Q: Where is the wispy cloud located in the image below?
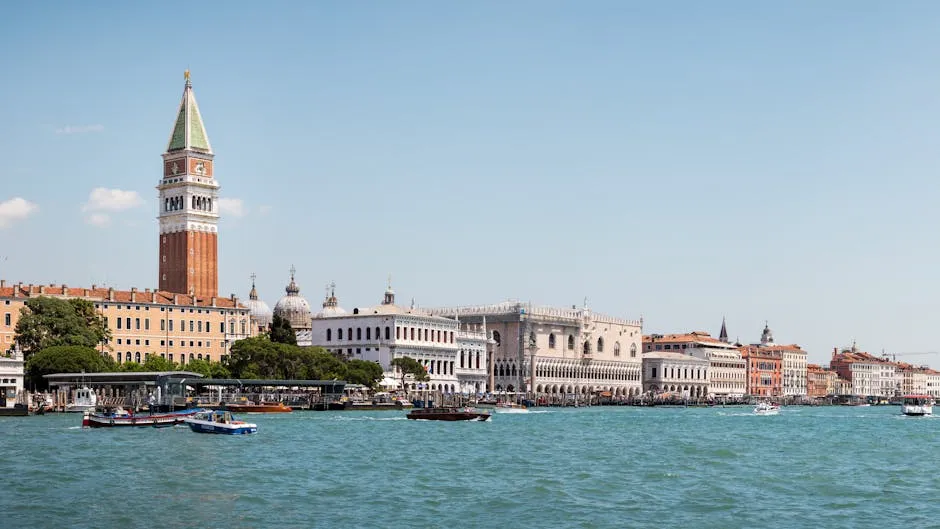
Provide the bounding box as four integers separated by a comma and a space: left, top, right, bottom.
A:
0, 197, 38, 229
82, 187, 144, 227
219, 198, 245, 218
55, 124, 105, 135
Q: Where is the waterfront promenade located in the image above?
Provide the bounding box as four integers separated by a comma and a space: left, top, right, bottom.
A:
2, 405, 938, 528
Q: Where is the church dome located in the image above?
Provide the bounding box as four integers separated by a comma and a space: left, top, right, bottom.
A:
314, 281, 347, 318
273, 267, 312, 330
245, 275, 273, 330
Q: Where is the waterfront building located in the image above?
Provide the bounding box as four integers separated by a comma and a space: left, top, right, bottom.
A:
0, 282, 252, 364
273, 267, 313, 346
427, 301, 643, 398
0, 345, 24, 406
158, 71, 220, 299
806, 364, 837, 398
925, 370, 940, 399
899, 364, 929, 396
308, 281, 470, 392
643, 330, 746, 397
740, 345, 781, 397
830, 344, 901, 398
641, 351, 710, 397
245, 274, 273, 334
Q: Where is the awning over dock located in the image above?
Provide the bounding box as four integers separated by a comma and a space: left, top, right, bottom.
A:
190, 379, 346, 393
44, 371, 204, 387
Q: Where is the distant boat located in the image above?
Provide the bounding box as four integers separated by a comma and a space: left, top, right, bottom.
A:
224, 402, 292, 413
901, 395, 933, 416
65, 386, 97, 413
82, 407, 201, 428
407, 407, 491, 421
494, 402, 529, 414
753, 402, 780, 416
184, 410, 257, 435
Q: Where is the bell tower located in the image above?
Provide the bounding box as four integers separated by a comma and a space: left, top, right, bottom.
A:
157, 70, 219, 299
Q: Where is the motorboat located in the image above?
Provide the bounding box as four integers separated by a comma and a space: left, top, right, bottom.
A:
494, 402, 529, 414
82, 407, 202, 428
407, 407, 491, 421
65, 386, 98, 413
753, 402, 780, 416
224, 401, 292, 413
901, 395, 933, 416
184, 410, 257, 435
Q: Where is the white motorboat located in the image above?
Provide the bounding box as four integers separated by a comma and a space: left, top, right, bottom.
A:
901, 395, 933, 416
494, 402, 529, 414
753, 402, 780, 416
65, 386, 98, 413
184, 410, 258, 434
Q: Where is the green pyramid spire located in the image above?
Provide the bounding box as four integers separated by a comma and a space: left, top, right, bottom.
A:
166, 71, 212, 154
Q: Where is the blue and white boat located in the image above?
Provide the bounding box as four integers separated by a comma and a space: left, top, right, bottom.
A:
183, 410, 257, 435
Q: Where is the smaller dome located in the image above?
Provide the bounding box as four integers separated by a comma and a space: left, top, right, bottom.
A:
315, 281, 348, 319
273, 266, 312, 330
246, 275, 273, 329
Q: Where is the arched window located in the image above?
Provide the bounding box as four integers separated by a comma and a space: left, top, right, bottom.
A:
189, 353, 195, 362
327, 329, 332, 341
549, 333, 556, 349
460, 352, 465, 368
630, 343, 637, 358
366, 327, 371, 340
583, 341, 591, 355
385, 327, 390, 340
135, 352, 141, 363
614, 342, 621, 356
375, 327, 381, 341
597, 337, 604, 352
198, 354, 203, 360
492, 331, 501, 346
568, 335, 575, 350
356, 328, 362, 340
126, 352, 131, 363
476, 351, 480, 369
338, 328, 343, 340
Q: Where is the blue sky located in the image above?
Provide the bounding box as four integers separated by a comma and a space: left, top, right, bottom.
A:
2, 1, 940, 365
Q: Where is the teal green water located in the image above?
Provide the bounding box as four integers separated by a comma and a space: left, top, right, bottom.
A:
1, 406, 938, 528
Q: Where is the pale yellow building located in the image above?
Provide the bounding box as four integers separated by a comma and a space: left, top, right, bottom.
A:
0, 281, 253, 364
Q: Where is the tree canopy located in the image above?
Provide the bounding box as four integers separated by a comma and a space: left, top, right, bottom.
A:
15, 297, 111, 359
269, 314, 297, 345
390, 356, 429, 389
26, 345, 116, 389
225, 336, 383, 387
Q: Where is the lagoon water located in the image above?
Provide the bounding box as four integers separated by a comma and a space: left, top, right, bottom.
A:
1, 405, 939, 528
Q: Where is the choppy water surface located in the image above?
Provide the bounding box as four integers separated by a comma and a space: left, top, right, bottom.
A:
1, 406, 939, 528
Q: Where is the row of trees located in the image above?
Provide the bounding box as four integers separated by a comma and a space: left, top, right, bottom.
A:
16, 297, 433, 391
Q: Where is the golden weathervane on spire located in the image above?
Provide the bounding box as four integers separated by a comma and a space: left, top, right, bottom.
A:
184, 69, 191, 80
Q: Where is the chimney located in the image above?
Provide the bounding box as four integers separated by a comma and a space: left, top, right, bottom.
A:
92, 284, 97, 291
39, 285, 45, 294
131, 287, 138, 302
144, 288, 150, 293
83, 289, 88, 297
152, 291, 157, 303
0, 279, 5, 288
173, 294, 178, 305
13, 283, 20, 298
211, 297, 217, 307
108, 288, 115, 301
61, 284, 67, 293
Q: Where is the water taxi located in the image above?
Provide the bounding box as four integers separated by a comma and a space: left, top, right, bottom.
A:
224, 401, 292, 413
901, 395, 933, 416
184, 410, 257, 434
65, 386, 98, 413
753, 402, 780, 416
406, 407, 491, 421
494, 402, 529, 414
82, 407, 201, 428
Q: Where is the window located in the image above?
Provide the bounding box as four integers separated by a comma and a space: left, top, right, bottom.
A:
548, 333, 556, 349
652, 367, 657, 378
189, 320, 194, 332
338, 328, 343, 340
135, 339, 140, 345
3, 313, 9, 327
385, 327, 390, 340
567, 335, 574, 350
126, 318, 131, 330
327, 329, 332, 341
169, 340, 174, 346
205, 321, 210, 333
117, 339, 123, 345
220, 322, 224, 333
161, 320, 166, 331
198, 321, 203, 332
117, 318, 122, 330
356, 328, 362, 340
376, 327, 380, 340
366, 327, 371, 340
135, 352, 141, 363
630, 343, 637, 358
614, 342, 621, 356
597, 337, 604, 353
135, 318, 140, 330
493, 331, 501, 346
395, 327, 400, 339
241, 321, 246, 334
169, 320, 174, 332
126, 352, 131, 362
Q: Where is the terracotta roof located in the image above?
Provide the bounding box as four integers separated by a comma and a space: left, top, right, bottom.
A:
0, 283, 245, 310
642, 332, 727, 346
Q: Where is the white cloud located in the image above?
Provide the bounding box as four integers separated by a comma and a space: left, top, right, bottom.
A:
219, 198, 246, 217
55, 124, 105, 135
83, 188, 144, 212
0, 197, 38, 229
86, 213, 111, 227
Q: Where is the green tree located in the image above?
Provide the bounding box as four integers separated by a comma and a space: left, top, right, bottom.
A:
15, 297, 111, 359
226, 336, 282, 378
185, 358, 231, 379
390, 356, 429, 389
26, 345, 116, 389
121, 362, 146, 372
346, 359, 384, 388
269, 314, 297, 345
141, 355, 178, 372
